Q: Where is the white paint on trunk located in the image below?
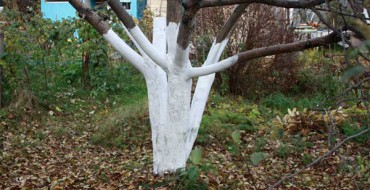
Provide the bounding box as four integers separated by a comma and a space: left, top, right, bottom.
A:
104, 18, 231, 175
120, 22, 148, 60
147, 19, 197, 175
154, 72, 192, 174
186, 54, 238, 78
145, 70, 168, 174
153, 17, 167, 52
166, 22, 179, 59
103, 29, 147, 74
147, 17, 171, 175
130, 26, 167, 69
185, 39, 229, 155
173, 46, 190, 71
147, 30, 230, 174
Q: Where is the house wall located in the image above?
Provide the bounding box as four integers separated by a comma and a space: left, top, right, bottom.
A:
147, 0, 166, 17
41, 0, 84, 21
42, 0, 145, 21
129, 0, 138, 18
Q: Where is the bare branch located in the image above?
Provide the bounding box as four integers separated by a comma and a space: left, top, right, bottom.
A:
187, 33, 340, 78
216, 4, 250, 43
268, 127, 370, 189
311, 7, 340, 34
333, 77, 370, 100
237, 32, 340, 62
108, 0, 167, 70
199, 0, 328, 9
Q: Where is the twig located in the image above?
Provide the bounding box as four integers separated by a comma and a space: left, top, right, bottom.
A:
268, 127, 370, 190
334, 77, 370, 100
359, 52, 370, 62
311, 7, 339, 34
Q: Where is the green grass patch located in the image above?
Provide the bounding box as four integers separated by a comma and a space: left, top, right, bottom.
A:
90, 98, 149, 148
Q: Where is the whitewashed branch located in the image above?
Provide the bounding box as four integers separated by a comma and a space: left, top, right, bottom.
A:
108, 0, 167, 70
103, 30, 147, 74
186, 55, 238, 78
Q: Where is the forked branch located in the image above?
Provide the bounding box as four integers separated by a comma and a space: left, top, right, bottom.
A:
190, 4, 249, 135
108, 0, 167, 70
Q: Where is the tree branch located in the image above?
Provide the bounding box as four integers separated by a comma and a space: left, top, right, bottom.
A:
108, 0, 167, 70
199, 0, 328, 9
311, 7, 340, 34
216, 4, 250, 43
238, 32, 340, 62
69, 0, 109, 34
186, 33, 340, 78
167, 0, 183, 24
268, 127, 370, 189
171, 0, 202, 71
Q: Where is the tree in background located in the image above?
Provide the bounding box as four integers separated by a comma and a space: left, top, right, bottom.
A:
68, 0, 368, 175
193, 5, 296, 96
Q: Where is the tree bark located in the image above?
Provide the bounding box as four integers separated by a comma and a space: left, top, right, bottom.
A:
82, 50, 90, 90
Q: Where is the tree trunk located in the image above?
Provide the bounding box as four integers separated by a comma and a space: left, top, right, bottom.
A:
146, 68, 199, 175
82, 50, 90, 90
146, 18, 195, 175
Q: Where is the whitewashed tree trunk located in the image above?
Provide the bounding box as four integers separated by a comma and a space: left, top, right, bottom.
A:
69, 0, 341, 176
145, 18, 209, 174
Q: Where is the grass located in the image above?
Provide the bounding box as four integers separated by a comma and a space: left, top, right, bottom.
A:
260, 92, 324, 113
90, 98, 149, 148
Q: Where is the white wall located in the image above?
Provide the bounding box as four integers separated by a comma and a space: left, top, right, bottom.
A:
147, 0, 166, 17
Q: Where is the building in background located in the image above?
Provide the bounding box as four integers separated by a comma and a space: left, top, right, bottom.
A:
41, 0, 146, 21
146, 0, 166, 17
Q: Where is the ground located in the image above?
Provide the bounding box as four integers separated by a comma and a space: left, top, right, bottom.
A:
0, 91, 369, 189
